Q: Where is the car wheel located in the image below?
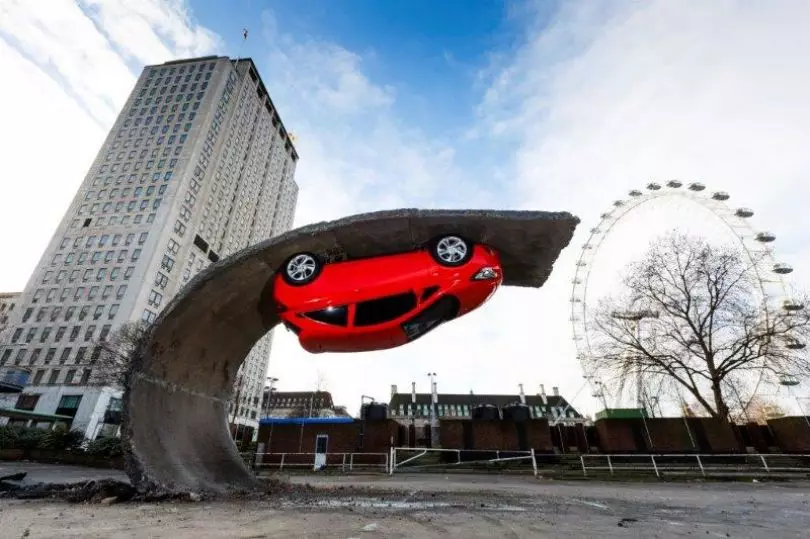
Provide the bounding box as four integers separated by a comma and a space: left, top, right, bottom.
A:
282, 252, 322, 286
429, 235, 472, 267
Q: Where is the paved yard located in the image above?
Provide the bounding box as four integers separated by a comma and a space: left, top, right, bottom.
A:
2, 463, 810, 537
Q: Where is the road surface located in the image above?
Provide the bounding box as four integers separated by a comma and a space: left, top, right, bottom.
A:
1, 463, 809, 537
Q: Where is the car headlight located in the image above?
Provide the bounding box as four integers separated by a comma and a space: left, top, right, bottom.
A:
472, 267, 499, 281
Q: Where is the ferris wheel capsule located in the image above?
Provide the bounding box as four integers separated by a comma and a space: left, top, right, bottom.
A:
783, 299, 804, 311
667, 180, 683, 188
756, 231, 776, 242
712, 191, 730, 201
629, 190, 643, 197
773, 263, 793, 275
779, 374, 800, 386
647, 182, 661, 190
688, 182, 706, 191
735, 208, 754, 218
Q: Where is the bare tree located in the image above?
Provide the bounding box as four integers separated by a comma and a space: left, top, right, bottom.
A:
589, 231, 810, 423
91, 321, 151, 387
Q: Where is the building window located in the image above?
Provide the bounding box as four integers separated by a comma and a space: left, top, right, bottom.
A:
15, 394, 39, 411
147, 290, 163, 308
99, 325, 111, 341
160, 255, 174, 272
55, 394, 82, 417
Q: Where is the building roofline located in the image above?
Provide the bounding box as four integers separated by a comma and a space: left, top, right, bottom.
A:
145, 55, 299, 162
231, 57, 299, 161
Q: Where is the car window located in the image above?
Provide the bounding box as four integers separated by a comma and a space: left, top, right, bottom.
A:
305, 305, 348, 326
402, 296, 457, 341
355, 293, 417, 327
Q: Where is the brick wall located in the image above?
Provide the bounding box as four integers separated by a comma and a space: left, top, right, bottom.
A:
767, 417, 810, 452
439, 419, 553, 451
256, 420, 400, 455
595, 417, 744, 453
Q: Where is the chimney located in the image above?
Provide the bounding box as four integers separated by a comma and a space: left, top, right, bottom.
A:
519, 383, 526, 404
411, 382, 417, 404
552, 386, 559, 397
539, 384, 546, 396
391, 384, 398, 398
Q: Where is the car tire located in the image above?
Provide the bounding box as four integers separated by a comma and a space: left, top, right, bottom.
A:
281, 252, 322, 286
429, 235, 473, 267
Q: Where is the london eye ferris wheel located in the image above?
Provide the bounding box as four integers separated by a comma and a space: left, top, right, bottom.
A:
570, 180, 806, 417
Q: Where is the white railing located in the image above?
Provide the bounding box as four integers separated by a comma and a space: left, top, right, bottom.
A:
243, 452, 389, 472
579, 453, 810, 478
390, 447, 539, 477
239, 449, 810, 478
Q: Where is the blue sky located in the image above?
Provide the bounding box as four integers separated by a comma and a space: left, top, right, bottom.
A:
192, 0, 554, 213
2, 0, 810, 415
199, 0, 524, 134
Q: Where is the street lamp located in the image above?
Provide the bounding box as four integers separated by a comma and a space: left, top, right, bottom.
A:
263, 377, 278, 452
427, 372, 438, 447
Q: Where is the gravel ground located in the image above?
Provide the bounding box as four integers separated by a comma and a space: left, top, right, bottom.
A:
1, 463, 810, 537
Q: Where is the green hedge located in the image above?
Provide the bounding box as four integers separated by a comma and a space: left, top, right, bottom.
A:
0, 425, 122, 457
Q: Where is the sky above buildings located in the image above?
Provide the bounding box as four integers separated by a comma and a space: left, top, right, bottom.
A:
2, 0, 810, 415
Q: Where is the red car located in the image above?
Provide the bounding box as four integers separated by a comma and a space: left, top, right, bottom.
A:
273, 234, 503, 353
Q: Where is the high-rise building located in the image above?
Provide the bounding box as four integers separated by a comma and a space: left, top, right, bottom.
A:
0, 56, 299, 439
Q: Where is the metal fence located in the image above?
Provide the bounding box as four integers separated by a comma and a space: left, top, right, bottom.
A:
580, 453, 810, 478
239, 449, 810, 478
390, 447, 539, 476
242, 451, 389, 472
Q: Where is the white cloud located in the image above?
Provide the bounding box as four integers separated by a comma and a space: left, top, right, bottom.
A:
472, 0, 810, 413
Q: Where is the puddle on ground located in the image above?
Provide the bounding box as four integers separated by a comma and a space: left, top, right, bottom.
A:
285, 498, 527, 512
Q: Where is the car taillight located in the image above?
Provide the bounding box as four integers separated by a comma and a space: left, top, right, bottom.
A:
472, 267, 499, 281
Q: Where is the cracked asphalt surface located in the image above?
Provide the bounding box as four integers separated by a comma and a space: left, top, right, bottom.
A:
1, 463, 809, 537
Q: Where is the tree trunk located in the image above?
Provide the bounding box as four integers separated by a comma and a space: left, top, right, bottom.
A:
711, 382, 730, 424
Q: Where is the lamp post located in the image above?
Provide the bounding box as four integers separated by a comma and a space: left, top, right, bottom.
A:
427, 372, 438, 447
263, 377, 278, 451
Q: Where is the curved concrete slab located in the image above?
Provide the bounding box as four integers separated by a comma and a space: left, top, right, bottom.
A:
122, 209, 579, 494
